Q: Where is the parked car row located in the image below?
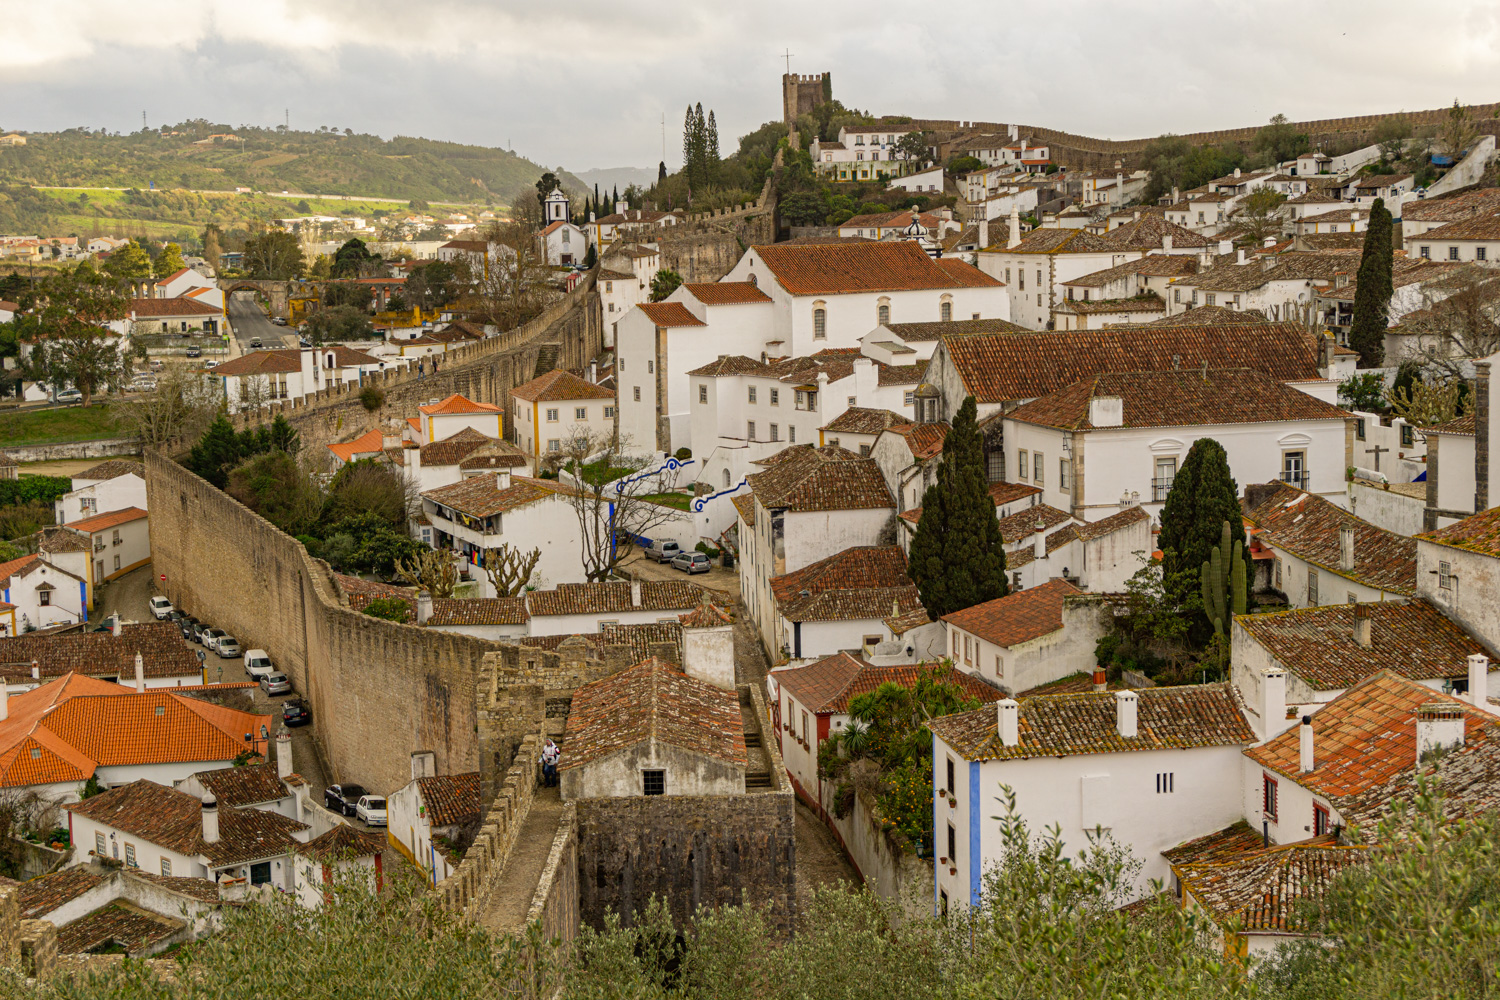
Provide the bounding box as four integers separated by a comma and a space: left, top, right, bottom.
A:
158, 597, 301, 710
322, 784, 386, 826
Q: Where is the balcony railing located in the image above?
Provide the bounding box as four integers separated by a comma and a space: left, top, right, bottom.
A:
1151, 476, 1175, 502
1280, 471, 1310, 491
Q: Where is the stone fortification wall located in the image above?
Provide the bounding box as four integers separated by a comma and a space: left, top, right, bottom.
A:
525, 804, 579, 946
651, 170, 777, 283
145, 451, 500, 793
434, 732, 541, 919
233, 272, 603, 457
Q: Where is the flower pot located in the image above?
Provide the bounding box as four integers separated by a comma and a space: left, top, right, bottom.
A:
949, 867, 957, 876
948, 798, 956, 808
939, 856, 948, 865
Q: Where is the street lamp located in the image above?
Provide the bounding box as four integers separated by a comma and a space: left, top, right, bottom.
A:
243, 724, 271, 758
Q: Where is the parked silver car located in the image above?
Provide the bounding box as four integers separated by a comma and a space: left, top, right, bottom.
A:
216, 635, 242, 658
671, 551, 712, 575
260, 672, 292, 696
643, 539, 681, 563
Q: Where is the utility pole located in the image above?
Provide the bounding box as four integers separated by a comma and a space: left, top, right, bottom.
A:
142, 110, 147, 132
661, 113, 666, 164
285, 108, 289, 130
783, 48, 794, 74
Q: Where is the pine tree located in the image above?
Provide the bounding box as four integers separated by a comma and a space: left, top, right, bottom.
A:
1348, 197, 1393, 367
1157, 438, 1247, 598
683, 105, 695, 186
612, 185, 619, 210
186, 414, 244, 489
707, 110, 720, 169
907, 397, 1008, 619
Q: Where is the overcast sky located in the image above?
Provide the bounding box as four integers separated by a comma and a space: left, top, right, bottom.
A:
3, 0, 1499, 172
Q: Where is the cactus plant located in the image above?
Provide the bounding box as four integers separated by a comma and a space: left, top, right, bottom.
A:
1201, 520, 1248, 636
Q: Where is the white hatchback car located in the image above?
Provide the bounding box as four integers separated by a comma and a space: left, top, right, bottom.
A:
355, 795, 387, 827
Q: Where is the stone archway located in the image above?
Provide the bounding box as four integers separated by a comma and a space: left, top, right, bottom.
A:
219, 279, 293, 318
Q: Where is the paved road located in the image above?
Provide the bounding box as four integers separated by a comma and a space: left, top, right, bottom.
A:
226, 294, 294, 350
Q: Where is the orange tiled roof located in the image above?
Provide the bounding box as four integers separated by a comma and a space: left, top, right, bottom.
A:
426, 597, 529, 626
753, 240, 1002, 296
561, 658, 746, 770
683, 282, 772, 305
941, 577, 1079, 648
770, 545, 921, 623
416, 772, 480, 827
66, 507, 147, 534
526, 580, 701, 617
746, 445, 893, 513
1416, 504, 1500, 558
1174, 838, 1368, 933
1243, 481, 1415, 594
327, 429, 385, 463
421, 474, 572, 519
418, 394, 500, 415
418, 427, 495, 466
637, 301, 705, 327
778, 654, 1001, 715
77, 460, 145, 482
510, 369, 613, 402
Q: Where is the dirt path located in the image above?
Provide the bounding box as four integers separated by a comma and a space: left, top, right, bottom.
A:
476, 786, 565, 932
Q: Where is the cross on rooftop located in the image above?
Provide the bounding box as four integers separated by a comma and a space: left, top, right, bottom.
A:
1365, 443, 1390, 472
783, 49, 794, 74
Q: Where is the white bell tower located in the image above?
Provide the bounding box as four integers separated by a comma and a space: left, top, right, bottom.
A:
544, 188, 570, 224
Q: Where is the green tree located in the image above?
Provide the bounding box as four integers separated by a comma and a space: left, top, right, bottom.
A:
361, 596, 411, 621
907, 396, 1007, 619
779, 190, 828, 227
21, 263, 129, 407
295, 198, 311, 213
331, 237, 377, 278
582, 242, 597, 269
1338, 371, 1388, 411
185, 413, 244, 489
1252, 113, 1310, 165
1349, 197, 1393, 366
153, 241, 186, 278
322, 282, 374, 310
305, 304, 374, 344
1232, 187, 1287, 245
534, 172, 561, 212
408, 198, 429, 212
1158, 438, 1246, 611
102, 240, 152, 284
243, 230, 305, 279
648, 268, 683, 302
894, 131, 934, 168
226, 449, 323, 536
200, 224, 223, 274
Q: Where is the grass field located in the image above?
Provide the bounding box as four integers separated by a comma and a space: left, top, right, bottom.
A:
0, 404, 125, 447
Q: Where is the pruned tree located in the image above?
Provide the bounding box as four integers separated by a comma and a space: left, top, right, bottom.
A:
1393, 265, 1500, 382
115, 365, 222, 448
483, 544, 541, 596
553, 428, 684, 582
396, 547, 458, 599
1388, 379, 1464, 426
1437, 99, 1480, 160
1230, 187, 1288, 245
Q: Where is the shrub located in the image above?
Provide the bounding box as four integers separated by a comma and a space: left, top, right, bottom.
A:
673, 447, 692, 460
360, 385, 385, 411
362, 597, 411, 622
695, 541, 720, 559
0, 475, 72, 508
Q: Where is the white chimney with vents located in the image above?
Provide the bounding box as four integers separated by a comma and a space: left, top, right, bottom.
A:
1089, 396, 1124, 428
1114, 691, 1138, 739
416, 590, 433, 626
1008, 203, 1021, 249
276, 727, 293, 780
1468, 654, 1490, 707
110, 615, 122, 638
630, 579, 642, 607
494, 470, 511, 490
997, 699, 1019, 747
201, 794, 220, 844
1338, 525, 1355, 572
1299, 715, 1314, 772
134, 652, 145, 693
979, 216, 989, 250
1353, 603, 1373, 649
1260, 667, 1289, 740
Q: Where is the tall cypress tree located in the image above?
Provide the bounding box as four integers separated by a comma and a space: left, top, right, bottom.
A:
908, 396, 1008, 619
683, 105, 695, 186
1348, 197, 1393, 367
1157, 438, 1246, 596
707, 110, 720, 169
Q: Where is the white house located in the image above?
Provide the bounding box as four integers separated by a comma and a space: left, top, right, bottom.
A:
400, 427, 531, 498
420, 472, 585, 591
1416, 503, 1500, 649
54, 460, 146, 527
767, 545, 923, 664
65, 507, 151, 594
510, 369, 615, 461
152, 267, 225, 311
1001, 368, 1350, 523
522, 579, 704, 637
811, 125, 920, 182
0, 551, 87, 632
1401, 188, 1500, 243
886, 166, 945, 194
939, 579, 1105, 695
928, 683, 1256, 909
292, 824, 386, 908
127, 297, 224, 337
1410, 215, 1500, 265
387, 755, 479, 885
216, 346, 394, 413
539, 220, 589, 267
412, 393, 506, 444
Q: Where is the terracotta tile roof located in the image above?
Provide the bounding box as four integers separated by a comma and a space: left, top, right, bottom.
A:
1416, 505, 1500, 558
752, 241, 1002, 295
336, 575, 415, 619
747, 445, 893, 513
1402, 188, 1500, 222
1006, 369, 1346, 431
297, 824, 386, 860
327, 428, 385, 463
418, 393, 500, 416
511, 369, 612, 402
212, 350, 302, 376
1175, 839, 1368, 934
120, 871, 224, 902
1245, 671, 1497, 806
1243, 482, 1414, 594
678, 601, 732, 628
64, 507, 148, 534
77, 461, 144, 482
416, 772, 481, 827
525, 581, 701, 617
421, 475, 565, 518
821, 407, 911, 436
1236, 600, 1487, 691
683, 282, 772, 305
770, 546, 921, 623
779, 656, 1000, 716
0, 622, 203, 685
942, 324, 1321, 403
1161, 821, 1267, 867
68, 779, 308, 867
687, 354, 774, 378
637, 301, 705, 327
59, 898, 189, 956
188, 763, 287, 808
994, 504, 1073, 544
988, 481, 1044, 507
560, 658, 746, 770
1138, 305, 1272, 327
1055, 294, 1166, 316
940, 577, 1079, 647
883, 607, 932, 635
931, 681, 1254, 761
1063, 255, 1200, 288
883, 318, 1029, 341
1102, 216, 1211, 249
17, 868, 105, 919
931, 257, 1003, 288
877, 361, 928, 386
839, 210, 945, 230
426, 597, 529, 626
1076, 505, 1150, 541
731, 494, 756, 527
879, 421, 949, 461
129, 297, 219, 317
457, 445, 530, 470
599, 621, 684, 662
418, 427, 495, 466
1416, 216, 1500, 241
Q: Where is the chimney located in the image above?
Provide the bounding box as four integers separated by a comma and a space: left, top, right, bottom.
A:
1416, 703, 1466, 764
979, 216, 989, 250
1234, 167, 1242, 179
1299, 715, 1314, 772
1008, 203, 1021, 249
1237, 249, 1246, 265
1171, 185, 1180, 203
1163, 233, 1173, 252
1115, 691, 1138, 738
1352, 603, 1372, 649
997, 699, 1020, 747
411, 750, 436, 780
1263, 235, 1277, 249
630, 579, 642, 607
589, 359, 598, 384
1218, 239, 1233, 255
31, 661, 39, 681
134, 652, 145, 693
1092, 667, 1107, 692
201, 794, 220, 844
1468, 653, 1490, 707
1339, 525, 1355, 572
1261, 667, 1288, 739
275, 726, 292, 780
110, 615, 122, 638
494, 470, 511, 490
416, 590, 433, 625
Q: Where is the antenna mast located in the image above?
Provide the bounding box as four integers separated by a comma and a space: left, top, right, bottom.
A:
142, 110, 147, 132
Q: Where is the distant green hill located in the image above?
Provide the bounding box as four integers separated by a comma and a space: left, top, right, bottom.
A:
0, 121, 585, 246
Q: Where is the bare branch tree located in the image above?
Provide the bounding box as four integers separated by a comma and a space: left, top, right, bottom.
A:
554, 428, 689, 582
448, 222, 556, 330
483, 544, 541, 596
1390, 266, 1500, 382
396, 548, 458, 598
114, 366, 223, 449
1388, 380, 1464, 426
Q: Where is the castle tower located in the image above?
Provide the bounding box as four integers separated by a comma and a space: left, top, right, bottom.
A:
782, 72, 832, 124
544, 188, 570, 224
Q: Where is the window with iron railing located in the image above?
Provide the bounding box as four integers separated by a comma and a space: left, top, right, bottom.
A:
1152, 476, 1175, 502
1280, 470, 1310, 490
